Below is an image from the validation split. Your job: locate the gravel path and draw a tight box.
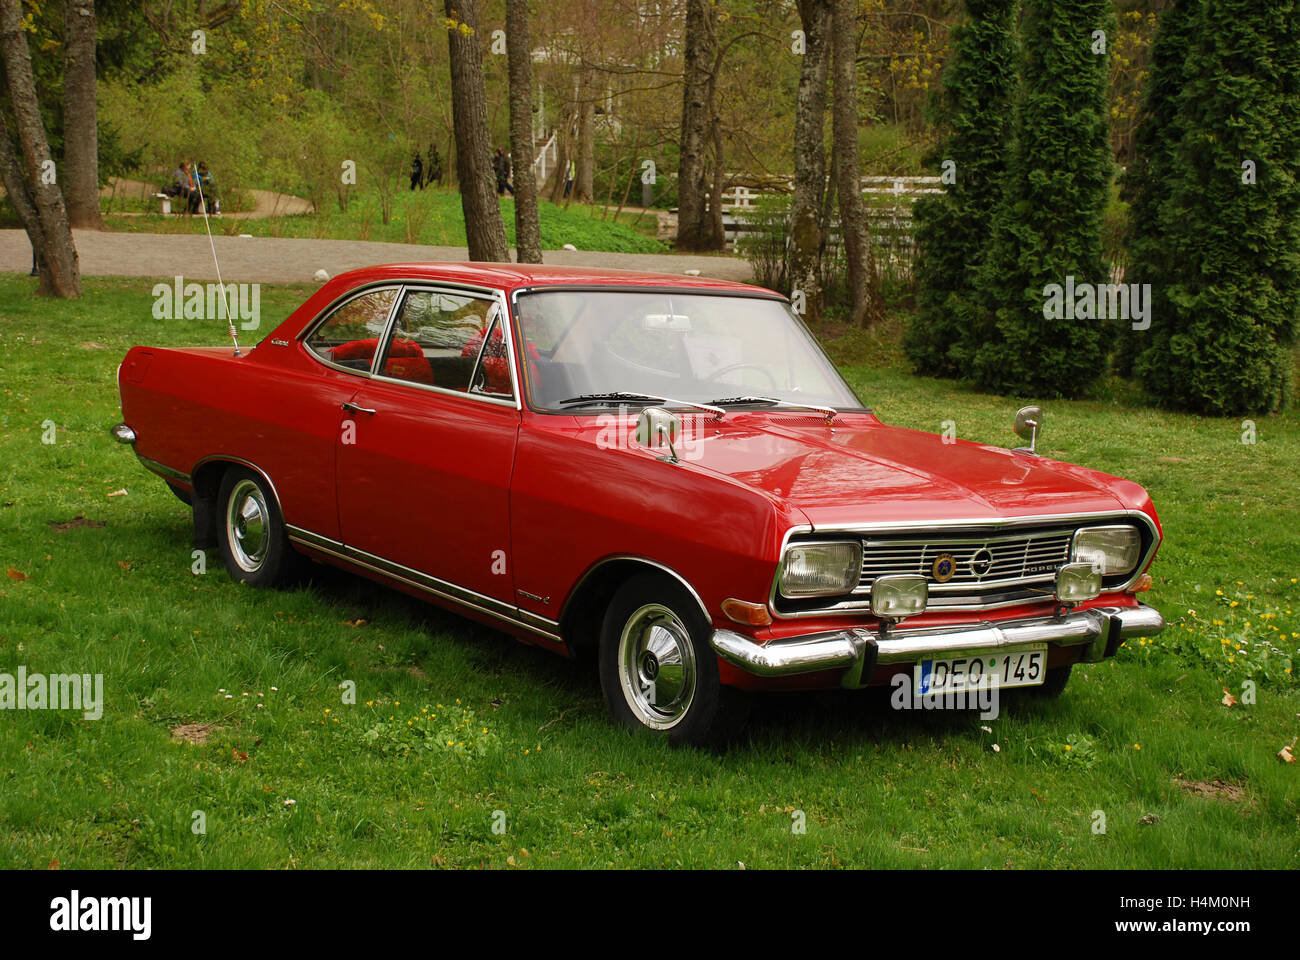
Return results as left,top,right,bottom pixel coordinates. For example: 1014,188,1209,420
0,229,754,286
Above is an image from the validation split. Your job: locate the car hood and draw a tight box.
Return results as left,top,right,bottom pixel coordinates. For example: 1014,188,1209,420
680,413,1131,528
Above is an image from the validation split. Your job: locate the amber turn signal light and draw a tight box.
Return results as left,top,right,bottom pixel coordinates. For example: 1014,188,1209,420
723,599,772,626
1127,573,1153,593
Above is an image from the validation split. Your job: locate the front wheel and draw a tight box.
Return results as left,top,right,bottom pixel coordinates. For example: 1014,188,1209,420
598,572,749,746
216,466,298,587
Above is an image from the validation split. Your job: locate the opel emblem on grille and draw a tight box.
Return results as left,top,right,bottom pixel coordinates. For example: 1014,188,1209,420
969,548,994,578
931,552,957,583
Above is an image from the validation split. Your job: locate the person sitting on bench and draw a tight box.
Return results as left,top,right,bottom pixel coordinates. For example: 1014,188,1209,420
164,161,194,210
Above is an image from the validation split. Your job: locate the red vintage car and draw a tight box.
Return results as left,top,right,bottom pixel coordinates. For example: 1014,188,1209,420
113,263,1164,745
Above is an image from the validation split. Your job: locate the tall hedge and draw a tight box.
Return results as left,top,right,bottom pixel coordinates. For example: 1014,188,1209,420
906,0,1018,378
967,0,1115,397
1114,0,1200,377
1132,1,1300,415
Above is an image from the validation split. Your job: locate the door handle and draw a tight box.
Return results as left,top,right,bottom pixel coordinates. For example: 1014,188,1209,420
341,401,377,415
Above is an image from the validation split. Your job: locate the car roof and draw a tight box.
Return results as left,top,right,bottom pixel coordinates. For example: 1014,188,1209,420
328,262,782,297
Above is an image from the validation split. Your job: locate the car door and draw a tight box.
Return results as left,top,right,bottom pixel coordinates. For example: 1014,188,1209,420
334,285,521,607
292,284,404,540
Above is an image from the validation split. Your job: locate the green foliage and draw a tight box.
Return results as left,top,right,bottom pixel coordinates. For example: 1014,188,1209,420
1131,1,1300,415
907,0,1019,377
967,0,1116,397
1121,585,1298,688
1115,0,1199,377
1033,732,1100,768
735,193,794,291
357,701,501,760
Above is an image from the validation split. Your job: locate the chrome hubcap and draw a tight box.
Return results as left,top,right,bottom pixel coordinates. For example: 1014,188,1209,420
226,479,268,573
618,603,696,730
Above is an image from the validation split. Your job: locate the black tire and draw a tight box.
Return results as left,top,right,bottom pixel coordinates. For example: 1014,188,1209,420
216,466,297,587
1027,663,1073,698
597,571,749,747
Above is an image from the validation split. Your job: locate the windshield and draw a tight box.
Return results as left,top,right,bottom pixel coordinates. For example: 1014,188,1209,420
513,290,863,412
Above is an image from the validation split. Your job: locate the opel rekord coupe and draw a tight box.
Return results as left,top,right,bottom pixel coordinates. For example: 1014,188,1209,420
113,264,1165,744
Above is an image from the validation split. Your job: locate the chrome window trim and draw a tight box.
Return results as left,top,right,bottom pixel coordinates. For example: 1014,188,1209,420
360,284,522,411
768,509,1160,619
285,524,561,644
298,282,405,379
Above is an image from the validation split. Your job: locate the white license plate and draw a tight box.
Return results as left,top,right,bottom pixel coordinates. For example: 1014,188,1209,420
914,645,1047,697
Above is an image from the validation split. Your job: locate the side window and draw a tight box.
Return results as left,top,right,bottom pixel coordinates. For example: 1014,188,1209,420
305,288,398,371
378,290,510,397
467,314,515,399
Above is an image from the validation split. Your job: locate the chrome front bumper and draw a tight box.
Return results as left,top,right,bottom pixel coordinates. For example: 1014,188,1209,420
711,604,1164,688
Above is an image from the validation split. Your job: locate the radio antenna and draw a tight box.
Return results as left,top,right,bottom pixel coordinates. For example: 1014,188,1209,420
192,164,241,357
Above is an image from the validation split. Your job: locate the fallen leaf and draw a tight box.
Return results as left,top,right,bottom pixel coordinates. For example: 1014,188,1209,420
1279,738,1298,764
345,618,367,627
107,488,128,498
47,859,59,870
1221,687,1238,707
6,568,28,581
117,561,132,571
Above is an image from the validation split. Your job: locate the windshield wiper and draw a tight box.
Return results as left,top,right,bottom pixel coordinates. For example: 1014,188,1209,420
708,396,839,421
559,392,665,406
560,392,726,418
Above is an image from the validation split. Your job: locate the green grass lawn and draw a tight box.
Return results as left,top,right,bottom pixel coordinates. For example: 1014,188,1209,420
1,274,1297,868
98,186,668,254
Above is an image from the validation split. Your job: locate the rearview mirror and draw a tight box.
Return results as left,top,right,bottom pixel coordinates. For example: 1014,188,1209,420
1013,405,1044,455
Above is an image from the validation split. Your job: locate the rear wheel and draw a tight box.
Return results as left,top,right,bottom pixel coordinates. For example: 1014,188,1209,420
216,467,297,587
598,572,749,746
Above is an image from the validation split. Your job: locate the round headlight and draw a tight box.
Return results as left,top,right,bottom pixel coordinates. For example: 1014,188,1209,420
779,541,862,598
1071,525,1141,576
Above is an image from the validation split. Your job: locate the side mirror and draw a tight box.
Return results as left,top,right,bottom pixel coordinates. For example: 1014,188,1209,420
1012,405,1044,455
635,407,682,463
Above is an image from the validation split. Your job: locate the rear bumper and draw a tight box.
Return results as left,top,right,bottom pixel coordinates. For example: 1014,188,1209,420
710,604,1164,688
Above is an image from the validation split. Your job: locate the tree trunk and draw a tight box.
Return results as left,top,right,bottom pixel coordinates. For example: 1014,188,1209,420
444,0,509,262
675,0,712,250
0,0,81,296
573,66,595,205
547,108,572,204
506,0,542,262
789,0,831,322
832,0,881,326
63,0,103,230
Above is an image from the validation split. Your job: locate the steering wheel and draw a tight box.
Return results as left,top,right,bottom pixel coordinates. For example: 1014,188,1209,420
701,362,778,391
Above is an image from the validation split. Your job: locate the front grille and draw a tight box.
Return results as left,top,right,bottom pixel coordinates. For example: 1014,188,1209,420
856,528,1074,600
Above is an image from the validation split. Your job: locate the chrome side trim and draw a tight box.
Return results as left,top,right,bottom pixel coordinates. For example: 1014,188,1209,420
558,554,712,626
136,453,190,485
770,509,1161,619
284,524,562,644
